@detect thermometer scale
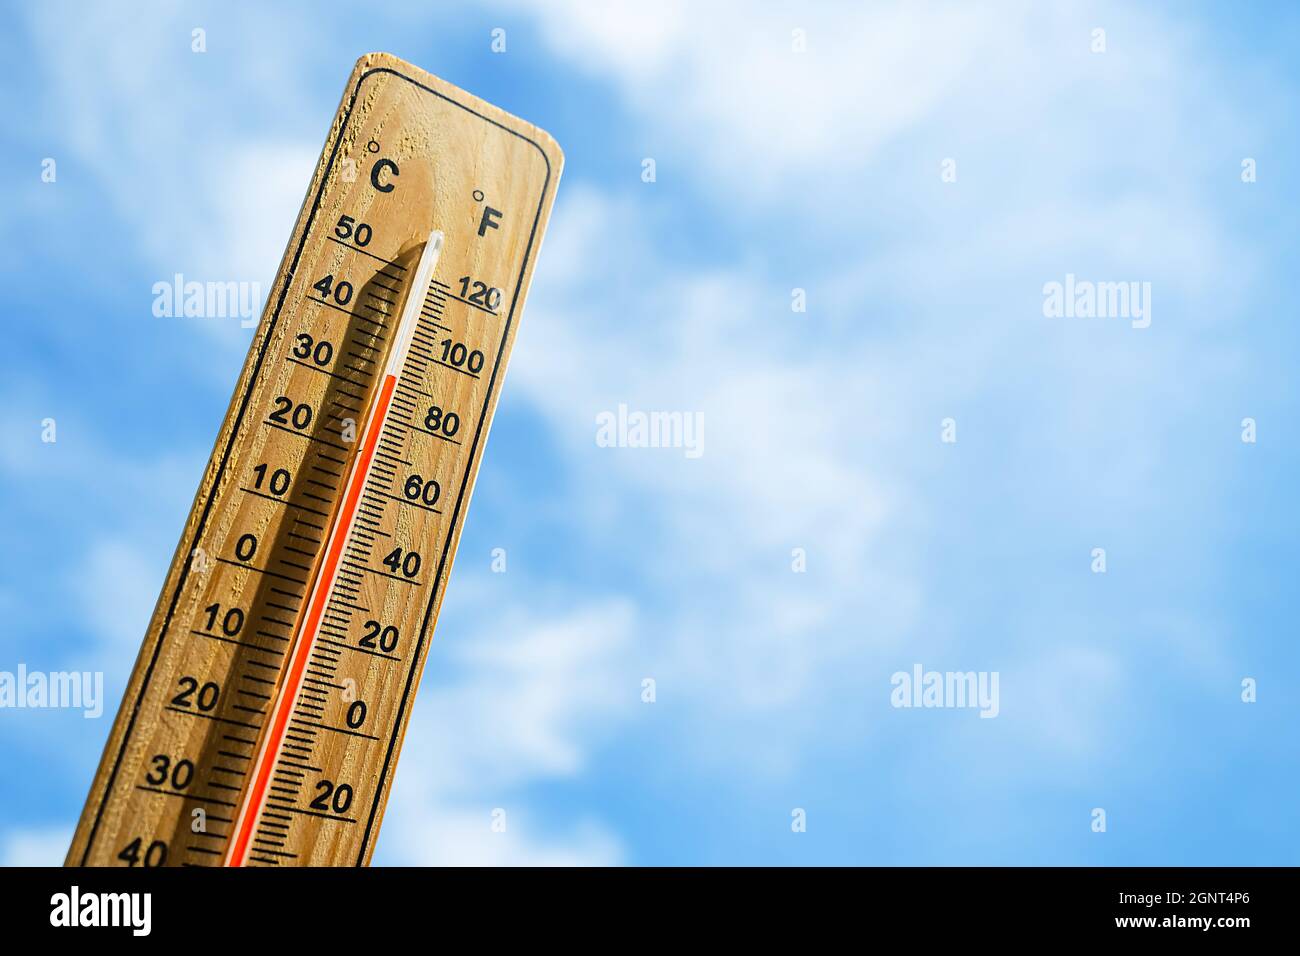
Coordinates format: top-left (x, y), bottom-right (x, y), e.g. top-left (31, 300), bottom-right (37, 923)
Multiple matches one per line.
top-left (65, 52), bottom-right (563, 866)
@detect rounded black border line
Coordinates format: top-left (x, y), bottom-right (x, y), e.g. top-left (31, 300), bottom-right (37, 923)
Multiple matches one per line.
top-left (354, 69), bottom-right (551, 863)
top-left (82, 63), bottom-right (554, 866)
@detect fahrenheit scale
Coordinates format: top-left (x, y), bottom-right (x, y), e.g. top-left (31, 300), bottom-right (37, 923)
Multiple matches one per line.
top-left (66, 52), bottom-right (563, 866)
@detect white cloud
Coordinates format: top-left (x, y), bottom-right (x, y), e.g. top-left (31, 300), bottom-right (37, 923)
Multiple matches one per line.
top-left (494, 0), bottom-right (1272, 789)
top-left (516, 186), bottom-right (922, 713)
top-left (0, 826), bottom-right (71, 867)
top-left (0, 405), bottom-right (198, 679)
top-left (8, 0), bottom-right (1282, 864)
top-left (497, 0), bottom-right (990, 195)
top-left (375, 600), bottom-right (635, 865)
top-left (73, 539), bottom-right (167, 677)
top-left (27, 4), bottom-right (312, 273)
top-left (378, 806), bottom-right (621, 867)
top-left (23, 3), bottom-right (318, 371)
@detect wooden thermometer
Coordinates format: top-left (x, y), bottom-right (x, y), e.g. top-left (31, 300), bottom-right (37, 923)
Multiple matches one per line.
top-left (66, 52), bottom-right (563, 867)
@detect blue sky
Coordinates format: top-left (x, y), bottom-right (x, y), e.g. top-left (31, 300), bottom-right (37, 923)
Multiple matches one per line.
top-left (2, 0), bottom-right (1298, 865)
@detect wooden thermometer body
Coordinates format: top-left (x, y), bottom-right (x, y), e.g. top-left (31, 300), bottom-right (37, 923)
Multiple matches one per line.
top-left (67, 53), bottom-right (562, 866)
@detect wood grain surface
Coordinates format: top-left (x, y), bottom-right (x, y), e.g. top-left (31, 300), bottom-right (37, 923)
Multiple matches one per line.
top-left (66, 52), bottom-right (563, 867)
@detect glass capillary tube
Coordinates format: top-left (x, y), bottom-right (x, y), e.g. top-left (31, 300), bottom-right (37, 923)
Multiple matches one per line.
top-left (225, 229), bottom-right (445, 866)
